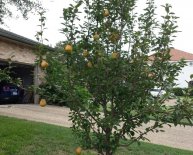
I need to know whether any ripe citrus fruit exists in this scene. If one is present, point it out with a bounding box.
[39,99,47,107]
[109,33,120,43]
[40,60,49,69]
[111,52,119,59]
[83,50,89,57]
[64,44,73,54]
[93,32,99,41]
[103,9,110,17]
[75,147,82,155]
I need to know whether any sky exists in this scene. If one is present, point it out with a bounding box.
[1,0,193,53]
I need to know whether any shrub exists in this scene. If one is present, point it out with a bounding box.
[172,87,193,96]
[38,49,69,106]
[172,87,184,96]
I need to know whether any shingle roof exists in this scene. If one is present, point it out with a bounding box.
[169,49,193,61]
[149,49,193,61]
[0,28,54,51]
[0,28,38,46]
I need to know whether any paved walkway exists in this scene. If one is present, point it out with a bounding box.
[0,104,193,151]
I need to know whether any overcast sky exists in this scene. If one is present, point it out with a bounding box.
[1,0,193,53]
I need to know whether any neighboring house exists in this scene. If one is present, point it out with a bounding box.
[0,28,43,104]
[169,49,193,88]
[149,48,193,88]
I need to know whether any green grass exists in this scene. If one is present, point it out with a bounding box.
[0,116,193,155]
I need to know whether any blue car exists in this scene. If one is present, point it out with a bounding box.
[0,81,23,103]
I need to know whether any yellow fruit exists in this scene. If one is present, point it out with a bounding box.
[109,33,120,43]
[87,61,93,68]
[40,60,49,69]
[83,50,89,57]
[103,9,110,17]
[93,32,99,41]
[75,147,82,155]
[111,52,119,59]
[39,99,47,107]
[64,44,73,54]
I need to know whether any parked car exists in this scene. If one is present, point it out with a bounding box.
[150,89,166,97]
[0,81,23,103]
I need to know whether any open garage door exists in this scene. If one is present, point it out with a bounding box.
[0,61,34,103]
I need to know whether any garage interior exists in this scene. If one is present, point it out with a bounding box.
[0,60,34,103]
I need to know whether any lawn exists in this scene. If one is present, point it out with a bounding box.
[0,115,193,155]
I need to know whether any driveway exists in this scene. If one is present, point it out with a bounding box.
[0,104,193,151]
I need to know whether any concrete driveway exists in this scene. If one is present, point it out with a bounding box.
[0,104,193,151]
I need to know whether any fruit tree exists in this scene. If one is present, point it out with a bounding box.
[59,0,193,154]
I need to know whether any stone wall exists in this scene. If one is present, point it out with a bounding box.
[0,39,36,65]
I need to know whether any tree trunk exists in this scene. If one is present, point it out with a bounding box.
[105,151,113,155]
[105,127,113,155]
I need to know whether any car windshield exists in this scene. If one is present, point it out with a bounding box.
[0,81,18,91]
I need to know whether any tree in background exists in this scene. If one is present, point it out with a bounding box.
[60,0,193,154]
[0,0,42,24]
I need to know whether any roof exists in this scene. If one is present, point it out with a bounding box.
[0,28,38,46]
[149,49,193,61]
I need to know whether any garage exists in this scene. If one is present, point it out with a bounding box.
[0,61,34,103]
[0,28,40,104]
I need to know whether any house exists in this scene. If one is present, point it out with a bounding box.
[169,49,193,88]
[149,48,193,88]
[0,28,43,104]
